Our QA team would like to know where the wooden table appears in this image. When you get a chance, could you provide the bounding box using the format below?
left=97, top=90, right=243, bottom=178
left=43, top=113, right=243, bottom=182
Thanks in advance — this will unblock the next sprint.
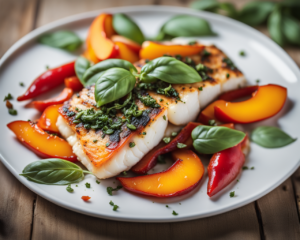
left=1, top=0, right=300, bottom=239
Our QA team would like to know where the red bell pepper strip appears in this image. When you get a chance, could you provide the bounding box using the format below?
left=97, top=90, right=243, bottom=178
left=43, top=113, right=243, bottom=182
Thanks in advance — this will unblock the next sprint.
left=207, top=142, right=245, bottom=197
left=64, top=76, right=83, bottom=92
left=17, top=61, right=75, bottom=101
left=32, top=88, right=73, bottom=112
left=218, top=86, right=258, bottom=102
left=131, top=122, right=201, bottom=174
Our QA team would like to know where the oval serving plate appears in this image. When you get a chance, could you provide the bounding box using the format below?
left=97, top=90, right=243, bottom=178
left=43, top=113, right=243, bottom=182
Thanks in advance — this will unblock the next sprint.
left=0, top=6, right=300, bottom=222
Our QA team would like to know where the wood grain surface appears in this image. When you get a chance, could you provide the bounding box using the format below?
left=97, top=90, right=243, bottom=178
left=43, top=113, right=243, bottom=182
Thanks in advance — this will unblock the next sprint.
left=1, top=0, right=300, bottom=240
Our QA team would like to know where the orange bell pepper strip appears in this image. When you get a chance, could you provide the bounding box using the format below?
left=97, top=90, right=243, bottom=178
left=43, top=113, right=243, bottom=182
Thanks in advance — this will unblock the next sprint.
left=7, top=121, right=77, bottom=161
left=111, top=35, right=141, bottom=53
left=64, top=76, right=83, bottom=92
left=215, top=84, right=287, bottom=124
left=37, top=104, right=62, bottom=133
left=88, top=13, right=118, bottom=60
left=114, top=41, right=139, bottom=63
left=218, top=85, right=258, bottom=101
left=32, top=88, right=73, bottom=112
left=118, top=150, right=204, bottom=198
left=131, top=122, right=202, bottom=174
left=140, top=41, right=204, bottom=60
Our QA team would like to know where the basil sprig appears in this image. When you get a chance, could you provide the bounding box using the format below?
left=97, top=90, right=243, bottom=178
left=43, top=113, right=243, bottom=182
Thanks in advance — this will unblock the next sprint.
left=112, top=13, right=145, bottom=44
left=139, top=57, right=202, bottom=83
left=20, top=159, right=92, bottom=185
left=156, top=15, right=215, bottom=41
left=75, top=57, right=91, bottom=84
left=95, top=68, right=136, bottom=107
left=192, top=125, right=245, bottom=154
left=82, top=59, right=138, bottom=87
left=38, top=30, right=82, bottom=51
left=251, top=126, right=296, bottom=148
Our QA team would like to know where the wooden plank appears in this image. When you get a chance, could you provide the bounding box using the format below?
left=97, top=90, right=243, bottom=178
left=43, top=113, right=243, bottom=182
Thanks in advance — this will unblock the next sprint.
left=256, top=178, right=300, bottom=240
left=0, top=0, right=37, bottom=239
left=32, top=196, right=260, bottom=240
left=292, top=168, right=300, bottom=219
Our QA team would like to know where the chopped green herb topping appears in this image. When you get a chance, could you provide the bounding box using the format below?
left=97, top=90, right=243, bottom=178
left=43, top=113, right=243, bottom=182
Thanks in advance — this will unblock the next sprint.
left=242, top=166, right=249, bottom=170
left=129, top=142, right=135, bottom=148
left=123, top=171, right=127, bottom=175
left=172, top=211, right=178, bottom=216
left=171, top=132, right=178, bottom=137
left=166, top=205, right=169, bottom=208
left=177, top=143, right=187, bottom=149
left=226, top=73, right=230, bottom=78
left=85, top=182, right=90, bottom=188
left=107, top=186, right=123, bottom=196
left=163, top=137, right=171, bottom=144
left=222, top=58, right=237, bottom=70
left=4, top=93, right=13, bottom=101
left=188, top=40, right=197, bottom=45
left=109, top=200, right=114, bottom=206
left=230, top=191, right=235, bottom=197
left=251, top=167, right=255, bottom=170
left=93, top=139, right=98, bottom=143
left=127, top=123, right=136, bottom=130
left=19, top=82, right=24, bottom=87
left=96, top=180, right=100, bottom=184
left=202, top=49, right=211, bottom=57
left=142, top=132, right=146, bottom=135
left=137, top=81, right=180, bottom=100
left=8, top=109, right=17, bottom=116
left=239, top=51, right=246, bottom=56
left=106, top=142, right=110, bottom=147
left=163, top=115, right=166, bottom=121
left=66, top=184, right=74, bottom=193
left=198, top=87, right=203, bottom=91
left=208, top=119, right=216, bottom=126
left=256, top=79, right=260, bottom=84
left=113, top=205, right=119, bottom=211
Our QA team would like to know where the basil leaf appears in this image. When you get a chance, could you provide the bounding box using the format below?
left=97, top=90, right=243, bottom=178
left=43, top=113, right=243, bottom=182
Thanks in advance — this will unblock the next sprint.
left=38, top=31, right=82, bottom=51
left=75, top=57, right=91, bottom=84
left=219, top=3, right=238, bottom=18
left=251, top=126, right=296, bottom=148
left=238, top=2, right=275, bottom=26
left=140, top=57, right=202, bottom=84
left=190, top=0, right=219, bottom=12
left=192, top=125, right=245, bottom=154
left=20, top=158, right=90, bottom=185
left=94, top=68, right=136, bottom=107
left=113, top=13, right=145, bottom=45
left=82, top=59, right=137, bottom=86
left=160, top=15, right=215, bottom=38
left=268, top=7, right=285, bottom=46
left=282, top=14, right=300, bottom=46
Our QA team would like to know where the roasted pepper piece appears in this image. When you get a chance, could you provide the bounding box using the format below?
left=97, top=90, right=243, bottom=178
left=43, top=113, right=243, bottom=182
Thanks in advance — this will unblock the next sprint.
left=37, top=104, right=62, bottom=133
left=7, top=121, right=77, bottom=161
left=118, top=150, right=204, bottom=198
left=140, top=41, right=204, bottom=60
left=215, top=84, right=287, bottom=123
left=131, top=122, right=201, bottom=174
left=17, top=61, right=75, bottom=101
left=64, top=76, right=83, bottom=92
left=32, top=88, right=73, bottom=112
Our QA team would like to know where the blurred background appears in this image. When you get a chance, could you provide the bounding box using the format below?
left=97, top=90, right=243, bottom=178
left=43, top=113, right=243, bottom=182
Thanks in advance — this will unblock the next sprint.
left=1, top=0, right=299, bottom=66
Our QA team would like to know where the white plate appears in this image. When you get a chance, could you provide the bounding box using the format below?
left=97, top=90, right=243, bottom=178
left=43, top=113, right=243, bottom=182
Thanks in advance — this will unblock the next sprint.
left=1, top=6, right=300, bottom=223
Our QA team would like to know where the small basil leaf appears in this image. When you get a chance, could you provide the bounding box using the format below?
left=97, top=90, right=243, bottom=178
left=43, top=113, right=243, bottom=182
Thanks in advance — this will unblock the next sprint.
left=192, top=125, right=245, bottom=154
left=38, top=31, right=82, bottom=51
left=268, top=7, right=285, bottom=46
left=113, top=13, right=145, bottom=44
left=161, top=15, right=215, bottom=38
left=20, top=158, right=88, bottom=185
left=282, top=14, right=300, bottom=46
left=140, top=57, right=202, bottom=84
left=238, top=1, right=275, bottom=26
left=83, top=59, right=137, bottom=86
left=94, top=68, right=136, bottom=107
left=75, top=57, right=91, bottom=84
left=218, top=3, right=238, bottom=18
left=190, top=0, right=219, bottom=12
left=251, top=126, right=296, bottom=148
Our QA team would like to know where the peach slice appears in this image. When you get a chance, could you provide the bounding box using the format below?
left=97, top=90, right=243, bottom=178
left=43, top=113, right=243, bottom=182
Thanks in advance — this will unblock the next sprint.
left=114, top=41, right=139, bottom=63
left=7, top=121, right=77, bottom=161
left=111, top=35, right=141, bottom=53
left=37, top=104, right=62, bottom=133
left=117, top=150, right=204, bottom=198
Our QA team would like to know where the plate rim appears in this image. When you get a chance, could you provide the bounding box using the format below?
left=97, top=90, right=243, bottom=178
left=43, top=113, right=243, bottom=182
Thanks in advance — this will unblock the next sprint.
left=1, top=5, right=300, bottom=223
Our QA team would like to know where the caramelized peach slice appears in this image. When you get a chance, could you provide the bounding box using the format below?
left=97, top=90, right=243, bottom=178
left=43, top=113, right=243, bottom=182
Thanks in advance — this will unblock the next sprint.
left=215, top=84, right=287, bottom=123
left=118, top=150, right=204, bottom=198
left=111, top=35, right=141, bottom=53
left=114, top=41, right=139, bottom=63
left=38, top=104, right=62, bottom=133
left=7, top=121, right=77, bottom=161
left=197, top=100, right=226, bottom=124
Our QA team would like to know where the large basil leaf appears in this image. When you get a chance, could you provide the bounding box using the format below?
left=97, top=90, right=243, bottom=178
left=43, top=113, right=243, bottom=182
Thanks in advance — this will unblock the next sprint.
left=192, top=125, right=245, bottom=154
left=160, top=15, right=215, bottom=38
left=268, top=7, right=285, bottom=46
left=75, top=57, right=91, bottom=84
left=251, top=126, right=296, bottom=148
left=38, top=31, right=82, bottom=51
left=82, top=59, right=137, bottom=86
left=190, top=0, right=219, bottom=12
left=282, top=14, right=300, bottom=46
left=94, top=68, right=136, bottom=107
left=140, top=57, right=202, bottom=84
left=20, top=158, right=91, bottom=185
left=112, top=13, right=145, bottom=44
left=238, top=1, right=275, bottom=26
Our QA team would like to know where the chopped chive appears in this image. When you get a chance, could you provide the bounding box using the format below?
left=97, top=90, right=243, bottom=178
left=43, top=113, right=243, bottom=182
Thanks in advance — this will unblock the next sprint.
left=230, top=191, right=235, bottom=197
left=172, top=211, right=178, bottom=216
left=129, top=142, right=135, bottom=148
left=177, top=143, right=187, bottom=149
left=163, top=137, right=171, bottom=144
